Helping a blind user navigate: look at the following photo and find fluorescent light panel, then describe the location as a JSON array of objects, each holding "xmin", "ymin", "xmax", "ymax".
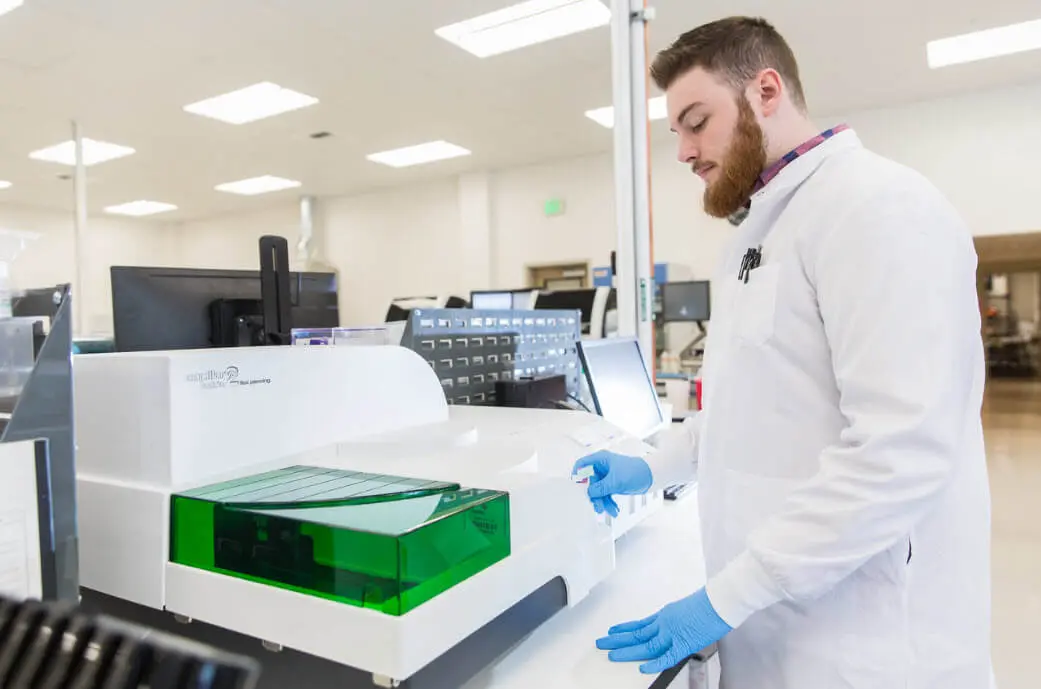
[
  {"xmin": 928, "ymin": 18, "xmax": 1041, "ymax": 68},
  {"xmin": 585, "ymin": 96, "xmax": 667, "ymax": 128},
  {"xmin": 184, "ymin": 82, "xmax": 319, "ymax": 124},
  {"xmin": 215, "ymin": 175, "xmax": 301, "ymax": 196},
  {"xmin": 105, "ymin": 200, "xmax": 178, "ymax": 217},
  {"xmin": 29, "ymin": 138, "xmax": 135, "ymax": 167},
  {"xmin": 366, "ymin": 141, "xmax": 471, "ymax": 168},
  {"xmin": 435, "ymin": 0, "xmax": 610, "ymax": 58},
  {"xmin": 0, "ymin": 1, "xmax": 23, "ymax": 18}
]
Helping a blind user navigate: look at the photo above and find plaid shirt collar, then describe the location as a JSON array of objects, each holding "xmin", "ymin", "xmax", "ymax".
[{"xmin": 752, "ymin": 124, "xmax": 851, "ymax": 194}]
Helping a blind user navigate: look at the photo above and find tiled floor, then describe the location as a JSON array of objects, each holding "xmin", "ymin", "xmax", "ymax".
[{"xmin": 985, "ymin": 378, "xmax": 1041, "ymax": 689}]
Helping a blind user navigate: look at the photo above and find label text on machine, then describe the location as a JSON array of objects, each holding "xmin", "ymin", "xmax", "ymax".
[{"xmin": 185, "ymin": 366, "xmax": 272, "ymax": 390}]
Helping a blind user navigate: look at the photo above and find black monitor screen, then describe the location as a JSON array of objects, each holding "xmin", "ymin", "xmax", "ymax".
[
  {"xmin": 578, "ymin": 338, "xmax": 662, "ymax": 438},
  {"xmin": 12, "ymin": 286, "xmax": 64, "ymax": 320},
  {"xmin": 661, "ymin": 281, "xmax": 711, "ymax": 322},
  {"xmin": 385, "ymin": 304, "xmax": 412, "ymax": 322},
  {"xmin": 111, "ymin": 267, "xmax": 339, "ymax": 352},
  {"xmin": 471, "ymin": 291, "xmax": 513, "ymax": 310},
  {"xmin": 535, "ymin": 289, "xmax": 597, "ymax": 323}
]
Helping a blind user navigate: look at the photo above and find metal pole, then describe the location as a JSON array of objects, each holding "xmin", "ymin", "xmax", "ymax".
[
  {"xmin": 72, "ymin": 121, "xmax": 87, "ymax": 336},
  {"xmin": 610, "ymin": 0, "xmax": 655, "ymax": 370},
  {"xmin": 298, "ymin": 195, "xmax": 315, "ymax": 269},
  {"xmin": 611, "ymin": 0, "xmax": 636, "ymax": 339},
  {"xmin": 631, "ymin": 0, "xmax": 655, "ymax": 366}
]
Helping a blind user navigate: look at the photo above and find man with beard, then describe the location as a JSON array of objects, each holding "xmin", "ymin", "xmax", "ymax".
[{"xmin": 573, "ymin": 16, "xmax": 992, "ymax": 689}]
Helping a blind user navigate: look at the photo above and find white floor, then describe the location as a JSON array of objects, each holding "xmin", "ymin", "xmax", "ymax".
[{"xmin": 985, "ymin": 379, "xmax": 1041, "ymax": 689}]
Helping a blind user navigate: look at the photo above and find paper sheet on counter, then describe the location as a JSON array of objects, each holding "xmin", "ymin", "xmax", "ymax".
[{"xmin": 0, "ymin": 440, "xmax": 42, "ymax": 601}]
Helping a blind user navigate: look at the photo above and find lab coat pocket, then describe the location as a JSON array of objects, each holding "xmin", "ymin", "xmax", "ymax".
[{"xmin": 733, "ymin": 263, "xmax": 781, "ymax": 346}]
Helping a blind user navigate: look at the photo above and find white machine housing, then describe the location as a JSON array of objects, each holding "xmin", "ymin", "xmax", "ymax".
[
  {"xmin": 589, "ymin": 286, "xmax": 613, "ymax": 340},
  {"xmin": 74, "ymin": 346, "xmax": 661, "ymax": 683}
]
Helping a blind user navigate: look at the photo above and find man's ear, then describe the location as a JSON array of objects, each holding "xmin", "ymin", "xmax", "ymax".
[{"xmin": 751, "ymin": 68, "xmax": 784, "ymax": 117}]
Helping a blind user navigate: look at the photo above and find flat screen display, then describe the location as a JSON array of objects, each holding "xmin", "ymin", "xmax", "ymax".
[
  {"xmin": 578, "ymin": 338, "xmax": 662, "ymax": 438},
  {"xmin": 535, "ymin": 289, "xmax": 597, "ymax": 323},
  {"xmin": 510, "ymin": 291, "xmax": 534, "ymax": 310},
  {"xmin": 471, "ymin": 292, "xmax": 513, "ymax": 310},
  {"xmin": 661, "ymin": 281, "xmax": 711, "ymax": 322}
]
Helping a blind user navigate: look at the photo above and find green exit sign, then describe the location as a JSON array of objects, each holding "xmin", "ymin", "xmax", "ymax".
[{"xmin": 543, "ymin": 198, "xmax": 566, "ymax": 217}]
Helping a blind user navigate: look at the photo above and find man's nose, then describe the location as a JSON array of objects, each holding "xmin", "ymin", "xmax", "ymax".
[{"xmin": 678, "ymin": 137, "xmax": 699, "ymax": 165}]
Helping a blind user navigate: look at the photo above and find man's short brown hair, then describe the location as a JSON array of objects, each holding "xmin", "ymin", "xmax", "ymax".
[{"xmin": 651, "ymin": 17, "xmax": 807, "ymax": 111}]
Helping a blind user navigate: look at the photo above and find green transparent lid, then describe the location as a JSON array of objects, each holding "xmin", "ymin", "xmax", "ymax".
[
  {"xmin": 170, "ymin": 466, "xmax": 511, "ymax": 615},
  {"xmin": 180, "ymin": 465, "xmax": 462, "ymax": 513}
]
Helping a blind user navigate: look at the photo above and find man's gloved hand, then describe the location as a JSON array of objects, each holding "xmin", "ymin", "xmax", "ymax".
[
  {"xmin": 595, "ymin": 588, "xmax": 732, "ymax": 674},
  {"xmin": 572, "ymin": 450, "xmax": 653, "ymax": 518}
]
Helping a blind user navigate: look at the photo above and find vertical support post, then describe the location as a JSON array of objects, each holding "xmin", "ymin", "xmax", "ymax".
[
  {"xmin": 72, "ymin": 121, "xmax": 88, "ymax": 336},
  {"xmin": 298, "ymin": 195, "xmax": 337, "ymax": 274},
  {"xmin": 611, "ymin": 0, "xmax": 655, "ymax": 370},
  {"xmin": 458, "ymin": 172, "xmax": 494, "ymax": 290},
  {"xmin": 298, "ymin": 195, "xmax": 315, "ymax": 268}
]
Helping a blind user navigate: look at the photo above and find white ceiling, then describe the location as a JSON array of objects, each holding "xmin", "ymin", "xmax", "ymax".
[{"xmin": 0, "ymin": 0, "xmax": 1038, "ymax": 221}]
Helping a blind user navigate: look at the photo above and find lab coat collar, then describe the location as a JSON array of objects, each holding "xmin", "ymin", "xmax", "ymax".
[{"xmin": 749, "ymin": 129, "xmax": 863, "ymax": 207}]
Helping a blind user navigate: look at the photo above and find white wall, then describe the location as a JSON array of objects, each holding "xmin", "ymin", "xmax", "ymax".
[
  {"xmin": 174, "ymin": 202, "xmax": 303, "ymax": 272},
  {"xmin": 491, "ymin": 145, "xmax": 734, "ymax": 289},
  {"xmin": 2, "ymin": 205, "xmax": 172, "ymax": 335},
  {"xmin": 321, "ymin": 178, "xmax": 467, "ymax": 325},
  {"xmin": 32, "ymin": 79, "xmax": 1041, "ymax": 332},
  {"xmin": 492, "ymin": 152, "xmax": 617, "ymax": 289},
  {"xmin": 173, "ymin": 179, "xmax": 474, "ymax": 325},
  {"xmin": 836, "ymin": 80, "xmax": 1041, "ymax": 238},
  {"xmin": 490, "ymin": 79, "xmax": 1041, "ymax": 292}
]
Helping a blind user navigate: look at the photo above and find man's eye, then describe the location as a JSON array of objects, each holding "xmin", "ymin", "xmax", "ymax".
[{"xmin": 690, "ymin": 118, "xmax": 707, "ymax": 133}]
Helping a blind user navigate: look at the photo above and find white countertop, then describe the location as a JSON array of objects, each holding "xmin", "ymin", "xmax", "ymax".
[{"xmin": 463, "ymin": 490, "xmax": 708, "ymax": 689}]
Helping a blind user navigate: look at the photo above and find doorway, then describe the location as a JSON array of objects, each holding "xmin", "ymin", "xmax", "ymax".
[
  {"xmin": 527, "ymin": 262, "xmax": 589, "ymax": 290},
  {"xmin": 975, "ymin": 233, "xmax": 1041, "ymax": 379}
]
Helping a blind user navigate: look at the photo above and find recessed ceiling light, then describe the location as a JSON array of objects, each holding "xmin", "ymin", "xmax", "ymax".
[
  {"xmin": 215, "ymin": 175, "xmax": 302, "ymax": 196},
  {"xmin": 435, "ymin": 0, "xmax": 610, "ymax": 58},
  {"xmin": 927, "ymin": 18, "xmax": 1041, "ymax": 68},
  {"xmin": 29, "ymin": 138, "xmax": 136, "ymax": 167},
  {"xmin": 0, "ymin": 181, "xmax": 11, "ymax": 190},
  {"xmin": 104, "ymin": 200, "xmax": 178, "ymax": 217},
  {"xmin": 366, "ymin": 141, "xmax": 472, "ymax": 168},
  {"xmin": 184, "ymin": 82, "xmax": 319, "ymax": 125},
  {"xmin": 585, "ymin": 96, "xmax": 668, "ymax": 129},
  {"xmin": 0, "ymin": 1, "xmax": 23, "ymax": 19}
]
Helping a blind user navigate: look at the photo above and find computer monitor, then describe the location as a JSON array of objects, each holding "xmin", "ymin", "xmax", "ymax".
[
  {"xmin": 537, "ymin": 288, "xmax": 615, "ymax": 337},
  {"xmin": 510, "ymin": 290, "xmax": 535, "ymax": 310},
  {"xmin": 111, "ymin": 267, "xmax": 339, "ymax": 352},
  {"xmin": 577, "ymin": 338, "xmax": 663, "ymax": 439},
  {"xmin": 470, "ymin": 290, "xmax": 535, "ymax": 311},
  {"xmin": 661, "ymin": 281, "xmax": 711, "ymax": 322},
  {"xmin": 12, "ymin": 286, "xmax": 64, "ymax": 321},
  {"xmin": 535, "ymin": 288, "xmax": 597, "ymax": 322},
  {"xmin": 385, "ymin": 296, "xmax": 441, "ymax": 323},
  {"xmin": 471, "ymin": 291, "xmax": 513, "ymax": 310},
  {"xmin": 385, "ymin": 304, "xmax": 412, "ymax": 322}
]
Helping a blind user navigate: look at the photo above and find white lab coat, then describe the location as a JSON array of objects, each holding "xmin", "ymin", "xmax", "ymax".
[{"xmin": 649, "ymin": 130, "xmax": 992, "ymax": 689}]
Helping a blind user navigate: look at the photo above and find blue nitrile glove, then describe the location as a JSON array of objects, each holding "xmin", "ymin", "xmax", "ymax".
[
  {"xmin": 595, "ymin": 588, "xmax": 732, "ymax": 674},
  {"xmin": 572, "ymin": 450, "xmax": 652, "ymax": 518}
]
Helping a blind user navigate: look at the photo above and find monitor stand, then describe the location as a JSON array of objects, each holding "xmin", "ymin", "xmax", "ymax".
[
  {"xmin": 209, "ymin": 299, "xmax": 264, "ymax": 347},
  {"xmin": 259, "ymin": 235, "xmax": 293, "ymax": 345},
  {"xmin": 679, "ymin": 321, "xmax": 707, "ymax": 362}
]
